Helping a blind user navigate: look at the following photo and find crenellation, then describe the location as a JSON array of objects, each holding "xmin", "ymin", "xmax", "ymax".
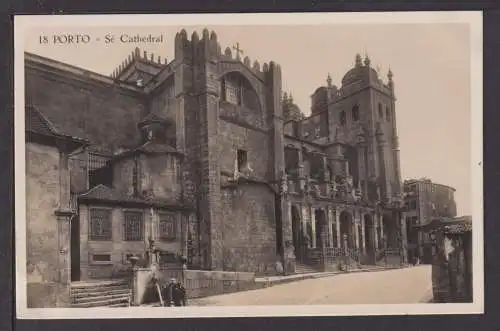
[
  {"xmin": 243, "ymin": 56, "xmax": 251, "ymax": 67},
  {"xmin": 253, "ymin": 60, "xmax": 260, "ymax": 72}
]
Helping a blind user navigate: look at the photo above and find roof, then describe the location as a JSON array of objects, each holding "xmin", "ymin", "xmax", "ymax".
[
  {"xmin": 79, "ymin": 184, "xmax": 192, "ymax": 210},
  {"xmin": 415, "ymin": 215, "xmax": 472, "ymax": 234},
  {"xmin": 111, "ymin": 141, "xmax": 184, "ymax": 162},
  {"xmin": 26, "ymin": 105, "xmax": 87, "ymax": 147}
]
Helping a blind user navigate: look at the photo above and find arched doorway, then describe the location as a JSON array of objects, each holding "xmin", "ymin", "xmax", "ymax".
[
  {"xmin": 364, "ymin": 214, "xmax": 375, "ymax": 253},
  {"xmin": 315, "ymin": 209, "xmax": 327, "ymax": 248},
  {"xmin": 291, "ymin": 205, "xmax": 303, "ymax": 261},
  {"xmin": 339, "ymin": 211, "xmax": 353, "ymax": 249},
  {"xmin": 382, "ymin": 214, "xmax": 396, "ymax": 249}
]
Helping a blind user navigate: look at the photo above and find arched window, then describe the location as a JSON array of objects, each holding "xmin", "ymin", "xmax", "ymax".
[
  {"xmin": 378, "ymin": 103, "xmax": 383, "ymax": 118},
  {"xmin": 340, "ymin": 110, "xmax": 346, "ymax": 126},
  {"xmin": 352, "ymin": 105, "xmax": 360, "ymax": 122},
  {"xmin": 386, "ymin": 106, "xmax": 391, "ymax": 121}
]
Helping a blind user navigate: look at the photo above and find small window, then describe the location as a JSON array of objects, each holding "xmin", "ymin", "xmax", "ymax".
[
  {"xmin": 237, "ymin": 149, "xmax": 248, "ymax": 172},
  {"xmin": 378, "ymin": 103, "xmax": 383, "ymax": 118},
  {"xmin": 386, "ymin": 106, "xmax": 391, "ymax": 121},
  {"xmin": 159, "ymin": 213, "xmax": 177, "ymax": 241},
  {"xmin": 314, "ymin": 127, "xmax": 320, "ymax": 138},
  {"xmin": 340, "ymin": 111, "xmax": 346, "ymax": 126},
  {"xmin": 159, "ymin": 251, "xmax": 178, "ymax": 264},
  {"xmin": 124, "ymin": 211, "xmax": 144, "ymax": 241},
  {"xmin": 352, "ymin": 105, "xmax": 360, "ymax": 122}
]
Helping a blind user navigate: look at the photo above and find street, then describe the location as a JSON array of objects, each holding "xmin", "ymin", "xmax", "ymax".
[{"xmin": 190, "ymin": 265, "xmax": 433, "ymax": 306}]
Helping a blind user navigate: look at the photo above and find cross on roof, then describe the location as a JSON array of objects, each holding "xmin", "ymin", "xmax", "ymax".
[{"xmin": 233, "ymin": 42, "xmax": 244, "ymax": 60}]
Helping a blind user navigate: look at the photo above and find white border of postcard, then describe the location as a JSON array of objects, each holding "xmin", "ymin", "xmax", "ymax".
[{"xmin": 14, "ymin": 11, "xmax": 484, "ymax": 319}]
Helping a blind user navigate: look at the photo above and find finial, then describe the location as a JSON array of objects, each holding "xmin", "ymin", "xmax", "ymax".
[
  {"xmin": 326, "ymin": 73, "xmax": 332, "ymax": 87},
  {"xmin": 283, "ymin": 91, "xmax": 288, "ymax": 102},
  {"xmin": 150, "ymin": 52, "xmax": 154, "ymax": 62},
  {"xmin": 388, "ymin": 67, "xmax": 393, "ymax": 81},
  {"xmin": 134, "ymin": 47, "xmax": 140, "ymax": 58},
  {"xmin": 143, "ymin": 50, "xmax": 147, "ymax": 60},
  {"xmin": 158, "ymin": 55, "xmax": 161, "ymax": 63},
  {"xmin": 224, "ymin": 47, "xmax": 232, "ymax": 57},
  {"xmin": 289, "ymin": 93, "xmax": 294, "ymax": 103},
  {"xmin": 164, "ymin": 57, "xmax": 168, "ymax": 64},
  {"xmin": 364, "ymin": 53, "xmax": 371, "ymax": 66},
  {"xmin": 355, "ymin": 53, "xmax": 362, "ymax": 67}
]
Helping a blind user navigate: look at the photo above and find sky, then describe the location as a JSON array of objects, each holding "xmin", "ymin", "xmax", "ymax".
[{"xmin": 23, "ymin": 23, "xmax": 473, "ymax": 216}]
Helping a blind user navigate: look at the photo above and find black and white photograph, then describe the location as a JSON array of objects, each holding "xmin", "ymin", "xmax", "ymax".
[{"xmin": 14, "ymin": 12, "xmax": 483, "ymax": 318}]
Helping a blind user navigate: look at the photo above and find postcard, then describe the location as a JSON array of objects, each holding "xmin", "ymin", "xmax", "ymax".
[{"xmin": 14, "ymin": 12, "xmax": 483, "ymax": 319}]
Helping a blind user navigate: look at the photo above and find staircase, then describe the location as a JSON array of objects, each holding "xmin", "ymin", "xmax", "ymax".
[
  {"xmin": 295, "ymin": 262, "xmax": 320, "ymax": 274},
  {"xmin": 70, "ymin": 279, "xmax": 132, "ymax": 308}
]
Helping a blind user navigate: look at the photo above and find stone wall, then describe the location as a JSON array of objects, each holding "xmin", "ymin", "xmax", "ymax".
[
  {"xmin": 25, "ymin": 68, "xmax": 146, "ymax": 151},
  {"xmin": 217, "ymin": 120, "xmax": 269, "ymax": 178},
  {"xmin": 220, "ymin": 185, "xmax": 278, "ymax": 275},
  {"xmin": 139, "ymin": 154, "xmax": 182, "ymax": 201},
  {"xmin": 26, "ymin": 142, "xmax": 63, "ymax": 307}
]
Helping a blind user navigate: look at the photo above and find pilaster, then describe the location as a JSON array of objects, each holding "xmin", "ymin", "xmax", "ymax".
[
  {"xmin": 327, "ymin": 206, "xmax": 334, "ymax": 247},
  {"xmin": 311, "ymin": 206, "xmax": 316, "ymax": 248},
  {"xmin": 335, "ymin": 208, "xmax": 341, "ymax": 248},
  {"xmin": 361, "ymin": 213, "xmax": 366, "ymax": 254}
]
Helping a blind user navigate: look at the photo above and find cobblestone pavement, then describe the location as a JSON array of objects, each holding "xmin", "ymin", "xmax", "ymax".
[{"xmin": 189, "ymin": 265, "xmax": 433, "ymax": 306}]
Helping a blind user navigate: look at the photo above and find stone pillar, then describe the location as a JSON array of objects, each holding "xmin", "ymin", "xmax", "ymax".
[
  {"xmin": 55, "ymin": 211, "xmax": 72, "ymax": 307},
  {"xmin": 361, "ymin": 213, "xmax": 366, "ymax": 254},
  {"xmin": 354, "ymin": 210, "xmax": 360, "ymax": 250},
  {"xmin": 311, "ymin": 206, "xmax": 316, "ymax": 248},
  {"xmin": 327, "ymin": 206, "xmax": 334, "ymax": 248},
  {"xmin": 399, "ymin": 211, "xmax": 408, "ymax": 265},
  {"xmin": 373, "ymin": 214, "xmax": 379, "ymax": 251},
  {"xmin": 335, "ymin": 208, "xmax": 341, "ymax": 248}
]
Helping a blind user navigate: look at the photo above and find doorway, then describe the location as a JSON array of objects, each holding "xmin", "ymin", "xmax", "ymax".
[{"xmin": 70, "ymin": 215, "xmax": 81, "ymax": 281}]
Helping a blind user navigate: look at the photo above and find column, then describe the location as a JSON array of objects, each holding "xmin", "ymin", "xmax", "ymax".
[
  {"xmin": 311, "ymin": 206, "xmax": 316, "ymax": 248},
  {"xmin": 335, "ymin": 208, "xmax": 341, "ymax": 248},
  {"xmin": 373, "ymin": 213, "xmax": 379, "ymax": 251},
  {"xmin": 327, "ymin": 207, "xmax": 334, "ymax": 248},
  {"xmin": 357, "ymin": 144, "xmax": 365, "ymax": 192},
  {"xmin": 301, "ymin": 205, "xmax": 309, "ymax": 248},
  {"xmin": 353, "ymin": 210, "xmax": 360, "ymax": 250},
  {"xmin": 361, "ymin": 213, "xmax": 366, "ymax": 254},
  {"xmin": 399, "ymin": 211, "xmax": 408, "ymax": 264}
]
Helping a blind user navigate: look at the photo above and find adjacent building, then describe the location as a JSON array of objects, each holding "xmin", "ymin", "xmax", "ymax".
[{"xmin": 403, "ymin": 178, "xmax": 457, "ymax": 263}]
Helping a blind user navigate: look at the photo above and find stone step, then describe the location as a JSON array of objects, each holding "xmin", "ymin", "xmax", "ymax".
[
  {"xmin": 72, "ymin": 288, "xmax": 131, "ymax": 299},
  {"xmin": 71, "ymin": 281, "xmax": 129, "ymax": 290},
  {"xmin": 73, "ymin": 292, "xmax": 131, "ymax": 304},
  {"xmin": 106, "ymin": 302, "xmax": 130, "ymax": 307},
  {"xmin": 71, "ymin": 295, "xmax": 130, "ymax": 308},
  {"xmin": 71, "ymin": 284, "xmax": 129, "ymax": 294}
]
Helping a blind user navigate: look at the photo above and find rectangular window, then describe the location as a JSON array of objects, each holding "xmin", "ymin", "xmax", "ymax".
[
  {"xmin": 123, "ymin": 211, "xmax": 144, "ymax": 241},
  {"xmin": 92, "ymin": 254, "xmax": 111, "ymax": 262},
  {"xmin": 89, "ymin": 208, "xmax": 112, "ymax": 241},
  {"xmin": 159, "ymin": 213, "xmax": 177, "ymax": 241},
  {"xmin": 237, "ymin": 149, "xmax": 248, "ymax": 172}
]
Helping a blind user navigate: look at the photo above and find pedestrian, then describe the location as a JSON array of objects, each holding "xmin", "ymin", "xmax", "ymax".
[
  {"xmin": 162, "ymin": 278, "xmax": 177, "ymax": 307},
  {"xmin": 172, "ymin": 281, "xmax": 187, "ymax": 306}
]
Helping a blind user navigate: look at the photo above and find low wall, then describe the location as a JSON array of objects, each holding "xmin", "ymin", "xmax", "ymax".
[
  {"xmin": 132, "ymin": 267, "xmax": 259, "ymax": 305},
  {"xmin": 183, "ymin": 270, "xmax": 257, "ymax": 299}
]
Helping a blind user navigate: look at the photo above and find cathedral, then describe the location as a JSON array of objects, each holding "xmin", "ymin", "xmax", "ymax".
[{"xmin": 25, "ymin": 28, "xmax": 407, "ymax": 307}]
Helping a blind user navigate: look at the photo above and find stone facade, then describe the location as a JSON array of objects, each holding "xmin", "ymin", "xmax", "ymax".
[
  {"xmin": 404, "ymin": 178, "xmax": 457, "ymax": 263},
  {"xmin": 25, "ymin": 28, "xmax": 408, "ymax": 307}
]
